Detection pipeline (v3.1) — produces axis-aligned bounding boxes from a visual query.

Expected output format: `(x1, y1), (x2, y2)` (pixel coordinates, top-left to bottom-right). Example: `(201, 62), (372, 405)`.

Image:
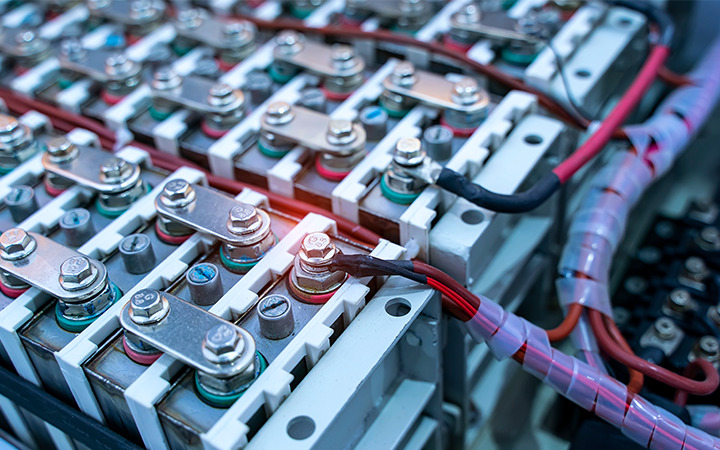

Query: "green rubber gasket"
(500, 48), (538, 66)
(267, 65), (296, 84)
(148, 106), (173, 122)
(0, 166), (13, 175)
(194, 352), (268, 408)
(219, 235), (278, 273)
(257, 141), (290, 159)
(380, 175), (420, 205)
(379, 99), (409, 118)
(95, 183), (152, 219)
(55, 283), (122, 333)
(171, 43), (192, 56)
(289, 5), (313, 18)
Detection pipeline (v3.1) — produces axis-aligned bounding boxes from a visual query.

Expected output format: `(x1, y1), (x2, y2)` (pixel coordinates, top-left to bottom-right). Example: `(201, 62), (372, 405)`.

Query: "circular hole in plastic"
(461, 210), (485, 225)
(287, 416), (315, 440)
(524, 134), (543, 145)
(575, 69), (591, 78)
(385, 298), (411, 317)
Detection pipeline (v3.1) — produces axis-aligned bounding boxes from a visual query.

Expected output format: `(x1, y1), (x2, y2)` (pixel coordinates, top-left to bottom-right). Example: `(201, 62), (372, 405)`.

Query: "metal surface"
(120, 290), (255, 378)
(382, 64), (490, 114)
(273, 35), (365, 79)
(260, 104), (366, 156)
(171, 9), (256, 53)
(0, 230), (107, 303)
(150, 75), (245, 116)
(42, 144), (141, 194)
(155, 182), (272, 247)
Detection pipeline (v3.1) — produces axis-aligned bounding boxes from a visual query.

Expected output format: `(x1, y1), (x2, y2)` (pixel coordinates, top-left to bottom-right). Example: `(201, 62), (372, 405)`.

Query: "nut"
(227, 204), (261, 234)
(196, 363), (256, 395)
(129, 288), (169, 324)
(203, 323), (243, 364)
(326, 119), (356, 146)
(331, 44), (356, 70)
(0, 115), (19, 136)
(291, 256), (346, 294)
(0, 228), (36, 260)
(274, 30), (304, 55)
(265, 101), (294, 126)
(100, 157), (132, 184)
(46, 136), (78, 162)
(59, 256), (98, 290)
(393, 137), (425, 166)
(452, 77), (480, 105)
(152, 67), (181, 91)
(160, 179), (196, 208)
(391, 61), (416, 87)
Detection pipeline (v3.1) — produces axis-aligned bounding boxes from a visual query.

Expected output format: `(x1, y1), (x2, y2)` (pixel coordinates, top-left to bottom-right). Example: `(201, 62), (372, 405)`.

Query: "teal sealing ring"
(148, 106), (173, 122)
(289, 5), (313, 18)
(0, 166), (13, 175)
(194, 351), (268, 408)
(95, 183), (152, 219)
(500, 48), (538, 66)
(380, 175), (420, 205)
(219, 235), (278, 273)
(58, 78), (73, 89)
(55, 283), (122, 333)
(379, 99), (409, 118)
(268, 65), (296, 84)
(171, 43), (192, 56)
(257, 141), (290, 159)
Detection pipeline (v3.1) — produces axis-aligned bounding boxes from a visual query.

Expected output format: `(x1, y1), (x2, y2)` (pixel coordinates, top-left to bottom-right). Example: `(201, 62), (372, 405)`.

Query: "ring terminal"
(289, 232), (348, 303)
(381, 137), (431, 204)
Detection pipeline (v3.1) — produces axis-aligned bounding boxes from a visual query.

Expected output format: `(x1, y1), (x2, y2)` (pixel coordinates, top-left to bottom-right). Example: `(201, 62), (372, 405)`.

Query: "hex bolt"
(331, 44), (355, 70)
(46, 136), (78, 162)
(452, 77), (480, 105)
(264, 101), (294, 126)
(4, 185), (38, 223)
(227, 203), (261, 235)
(59, 256), (98, 291)
(60, 38), (85, 61)
(186, 262), (224, 306)
(455, 3), (480, 24)
(326, 119), (356, 146)
(0, 115), (20, 143)
(129, 288), (169, 325)
(105, 53), (131, 77)
(203, 323), (243, 364)
(654, 317), (677, 340)
(177, 8), (202, 29)
(393, 137), (425, 167)
(119, 234), (156, 275)
(130, 0), (155, 21)
(697, 226), (720, 251)
(59, 208), (96, 247)
(257, 294), (294, 340)
(100, 157), (132, 184)
(684, 256), (709, 281)
(160, 179), (196, 208)
(300, 232), (336, 263)
(667, 289), (691, 312)
(223, 21), (252, 42)
(698, 336), (720, 359)
(423, 124), (453, 161)
(152, 66), (181, 91)
(274, 30), (303, 55)
(0, 228), (36, 261)
(359, 106), (388, 141)
(391, 61), (416, 87)
(207, 83), (235, 107)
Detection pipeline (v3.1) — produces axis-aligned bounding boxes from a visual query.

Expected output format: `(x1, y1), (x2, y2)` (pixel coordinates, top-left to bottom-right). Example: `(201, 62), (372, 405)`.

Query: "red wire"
(589, 309), (719, 396)
(552, 45), (671, 183)
(427, 277), (474, 320)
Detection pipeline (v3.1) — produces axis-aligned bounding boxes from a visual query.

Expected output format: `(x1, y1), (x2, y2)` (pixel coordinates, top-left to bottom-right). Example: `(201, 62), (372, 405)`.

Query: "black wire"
(435, 169), (561, 213)
(0, 365), (139, 450)
(330, 254), (427, 284)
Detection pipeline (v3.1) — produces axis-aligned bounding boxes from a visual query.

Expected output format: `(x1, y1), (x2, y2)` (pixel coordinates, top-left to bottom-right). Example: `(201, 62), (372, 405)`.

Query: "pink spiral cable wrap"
(466, 35), (720, 449)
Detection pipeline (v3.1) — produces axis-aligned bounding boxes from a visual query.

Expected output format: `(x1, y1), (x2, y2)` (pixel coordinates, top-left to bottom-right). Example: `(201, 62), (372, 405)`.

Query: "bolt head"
(265, 101), (294, 125)
(152, 66), (181, 91)
(326, 119), (356, 145)
(394, 137), (425, 166)
(59, 256), (96, 285)
(0, 228), (35, 260)
(669, 289), (691, 308)
(46, 136), (77, 162)
(223, 20), (254, 42)
(392, 61), (416, 86)
(178, 8), (202, 28)
(452, 77), (480, 105)
(203, 323), (243, 363)
(61, 38), (85, 61)
(161, 179), (196, 208)
(654, 317), (677, 339)
(129, 288), (168, 324)
(301, 232), (335, 259)
(207, 83), (238, 107)
(0, 115), (19, 135)
(685, 256), (707, 274)
(129, 0), (156, 21)
(275, 30), (303, 48)
(15, 30), (35, 46)
(228, 203), (261, 232)
(699, 336), (720, 356)
(456, 3), (480, 24)
(100, 157), (131, 183)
